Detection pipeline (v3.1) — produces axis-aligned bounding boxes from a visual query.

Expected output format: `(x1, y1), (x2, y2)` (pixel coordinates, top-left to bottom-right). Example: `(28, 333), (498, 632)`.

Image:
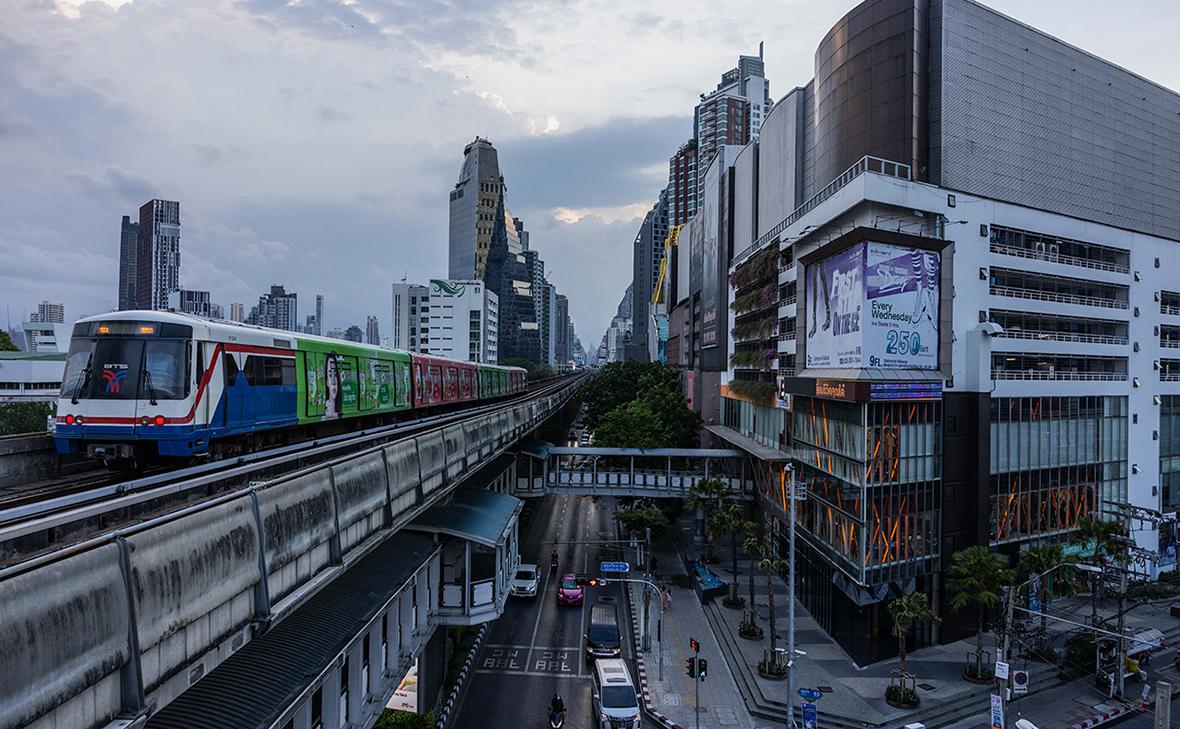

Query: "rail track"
(0, 373), (583, 568)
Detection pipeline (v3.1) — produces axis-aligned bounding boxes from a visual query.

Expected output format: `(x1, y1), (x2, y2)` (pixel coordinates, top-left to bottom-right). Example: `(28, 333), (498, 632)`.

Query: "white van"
(591, 658), (641, 729)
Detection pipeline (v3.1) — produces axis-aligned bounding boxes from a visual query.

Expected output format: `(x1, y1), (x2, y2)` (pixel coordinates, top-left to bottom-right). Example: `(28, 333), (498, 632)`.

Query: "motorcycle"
(548, 709), (565, 728)
(550, 554), (559, 573)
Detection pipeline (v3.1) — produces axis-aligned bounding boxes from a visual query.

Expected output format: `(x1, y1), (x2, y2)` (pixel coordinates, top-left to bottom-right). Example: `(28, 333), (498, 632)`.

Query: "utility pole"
(999, 585), (1015, 728)
(1156, 681), (1172, 729)
(1115, 505), (1133, 701)
(787, 464), (798, 729)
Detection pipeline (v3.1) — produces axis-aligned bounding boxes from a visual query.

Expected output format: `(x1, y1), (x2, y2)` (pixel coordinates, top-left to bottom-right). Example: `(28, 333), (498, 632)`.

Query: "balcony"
(992, 353), (1128, 381)
(989, 269), (1128, 310)
(994, 330), (1127, 346)
(988, 310), (1128, 346)
(989, 242), (1130, 274)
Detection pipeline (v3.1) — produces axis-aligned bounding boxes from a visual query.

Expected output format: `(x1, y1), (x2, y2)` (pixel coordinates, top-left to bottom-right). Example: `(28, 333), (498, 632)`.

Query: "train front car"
(55, 312), (206, 465)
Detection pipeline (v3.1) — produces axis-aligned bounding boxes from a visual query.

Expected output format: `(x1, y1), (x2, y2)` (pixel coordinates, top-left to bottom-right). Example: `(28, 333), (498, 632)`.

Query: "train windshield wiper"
(71, 360), (92, 405)
(143, 368), (158, 406)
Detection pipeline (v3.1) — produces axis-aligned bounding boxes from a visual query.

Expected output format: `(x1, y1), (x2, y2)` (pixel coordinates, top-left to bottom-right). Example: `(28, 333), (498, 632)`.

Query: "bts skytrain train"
(54, 311), (527, 465)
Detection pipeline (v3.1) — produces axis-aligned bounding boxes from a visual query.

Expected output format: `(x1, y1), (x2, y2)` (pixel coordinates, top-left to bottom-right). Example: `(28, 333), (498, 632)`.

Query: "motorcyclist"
(550, 549), (559, 570)
(549, 692), (565, 715)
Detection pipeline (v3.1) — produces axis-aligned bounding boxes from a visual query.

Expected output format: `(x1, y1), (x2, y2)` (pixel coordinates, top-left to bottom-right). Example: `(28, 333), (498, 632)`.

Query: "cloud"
(68, 166), (156, 204)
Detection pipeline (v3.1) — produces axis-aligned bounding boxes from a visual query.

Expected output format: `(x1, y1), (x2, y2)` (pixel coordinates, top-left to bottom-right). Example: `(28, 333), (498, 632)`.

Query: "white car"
(510, 564), (539, 598)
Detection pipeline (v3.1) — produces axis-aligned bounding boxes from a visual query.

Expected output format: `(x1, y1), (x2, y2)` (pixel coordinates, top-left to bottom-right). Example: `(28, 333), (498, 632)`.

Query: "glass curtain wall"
(792, 396), (941, 585)
(1160, 396), (1180, 512)
(989, 396), (1128, 544)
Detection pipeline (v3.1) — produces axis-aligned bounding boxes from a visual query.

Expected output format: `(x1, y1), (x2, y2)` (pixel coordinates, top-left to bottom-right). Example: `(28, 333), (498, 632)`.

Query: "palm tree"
(1017, 544), (1074, 650)
(690, 478), (730, 561)
(739, 521), (762, 636)
(947, 546), (1014, 679)
(1072, 516), (1126, 626)
(745, 534), (788, 671)
(709, 498), (747, 607)
(888, 591), (940, 678)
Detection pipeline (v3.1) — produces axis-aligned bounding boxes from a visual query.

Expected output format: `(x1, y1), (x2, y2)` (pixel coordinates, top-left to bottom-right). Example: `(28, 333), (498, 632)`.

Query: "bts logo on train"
(101, 364), (129, 393)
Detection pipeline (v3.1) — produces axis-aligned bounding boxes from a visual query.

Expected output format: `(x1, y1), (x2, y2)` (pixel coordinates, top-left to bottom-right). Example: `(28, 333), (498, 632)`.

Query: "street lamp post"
(786, 464), (803, 729)
(1000, 562), (1102, 727)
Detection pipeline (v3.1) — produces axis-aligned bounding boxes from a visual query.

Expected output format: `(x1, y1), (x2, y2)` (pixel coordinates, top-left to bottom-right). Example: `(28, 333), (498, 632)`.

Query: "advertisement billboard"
(805, 242), (939, 370)
(701, 158), (721, 349)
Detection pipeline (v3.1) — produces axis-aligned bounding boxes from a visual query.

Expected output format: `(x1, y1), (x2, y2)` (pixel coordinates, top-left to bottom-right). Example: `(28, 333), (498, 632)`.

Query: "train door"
(223, 352), (255, 429)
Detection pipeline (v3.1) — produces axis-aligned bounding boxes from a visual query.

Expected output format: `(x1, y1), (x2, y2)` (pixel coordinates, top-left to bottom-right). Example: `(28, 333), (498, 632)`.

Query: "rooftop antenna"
(401, 269), (408, 282)
(759, 41), (764, 59)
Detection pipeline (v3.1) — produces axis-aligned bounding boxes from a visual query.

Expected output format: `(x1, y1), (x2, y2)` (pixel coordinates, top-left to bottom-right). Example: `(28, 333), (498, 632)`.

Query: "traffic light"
(689, 638), (700, 654)
(685, 657), (697, 678)
(697, 658), (708, 681)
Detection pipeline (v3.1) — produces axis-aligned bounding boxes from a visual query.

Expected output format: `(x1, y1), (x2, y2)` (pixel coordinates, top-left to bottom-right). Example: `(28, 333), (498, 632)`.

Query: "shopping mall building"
(679, 0), (1180, 662)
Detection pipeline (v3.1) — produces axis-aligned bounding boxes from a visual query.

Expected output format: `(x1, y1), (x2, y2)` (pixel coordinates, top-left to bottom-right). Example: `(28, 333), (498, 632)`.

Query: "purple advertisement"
(805, 244), (864, 368)
(805, 242), (940, 370)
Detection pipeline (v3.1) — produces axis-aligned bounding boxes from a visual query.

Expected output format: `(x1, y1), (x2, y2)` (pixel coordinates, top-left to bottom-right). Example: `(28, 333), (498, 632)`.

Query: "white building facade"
(391, 280), (498, 363)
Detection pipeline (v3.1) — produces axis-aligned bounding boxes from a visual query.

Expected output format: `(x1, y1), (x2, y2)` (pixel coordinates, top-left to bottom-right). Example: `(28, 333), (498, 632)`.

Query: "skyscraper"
(366, 316), (380, 345)
(118, 215), (139, 310)
(167, 289), (212, 317)
(449, 137), (510, 281)
(315, 294), (324, 336)
(28, 301), (64, 324)
(135, 199), (181, 311)
(246, 285), (298, 331)
(693, 48), (772, 206)
(230, 303), (245, 322)
(630, 190), (670, 362)
(667, 139), (699, 227)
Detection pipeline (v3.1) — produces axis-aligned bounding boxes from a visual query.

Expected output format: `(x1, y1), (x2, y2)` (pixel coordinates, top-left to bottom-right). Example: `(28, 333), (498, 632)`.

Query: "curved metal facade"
(813, 0), (929, 186)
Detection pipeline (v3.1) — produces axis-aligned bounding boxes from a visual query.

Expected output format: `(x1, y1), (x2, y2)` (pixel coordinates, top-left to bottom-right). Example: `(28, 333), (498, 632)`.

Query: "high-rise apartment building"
(167, 289), (212, 317)
(667, 139), (699, 227)
(117, 215), (139, 310)
(135, 199), (181, 311)
(210, 303), (224, 320)
(229, 303), (245, 322)
(449, 137), (512, 281)
(28, 301), (64, 324)
(247, 285), (298, 331)
(315, 294), (324, 336)
(366, 316), (380, 345)
(693, 48), (772, 206)
(629, 190), (671, 362)
(555, 294), (570, 367)
(391, 280), (498, 362)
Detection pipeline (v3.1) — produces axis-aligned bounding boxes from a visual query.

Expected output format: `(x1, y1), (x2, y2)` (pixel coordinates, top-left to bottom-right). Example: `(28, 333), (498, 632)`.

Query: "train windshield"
(59, 337), (188, 400)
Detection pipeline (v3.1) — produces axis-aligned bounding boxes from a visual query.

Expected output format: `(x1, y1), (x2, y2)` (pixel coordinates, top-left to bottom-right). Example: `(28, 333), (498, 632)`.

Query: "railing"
(1163, 341), (1180, 349)
(782, 295), (797, 306)
(1163, 374), (1180, 382)
(734, 155), (912, 265)
(990, 286), (1127, 310)
(992, 370), (1128, 381)
(779, 332), (797, 342)
(780, 261), (797, 274)
(471, 578), (495, 607)
(994, 330), (1128, 345)
(779, 368), (797, 377)
(1162, 304), (1180, 317)
(989, 243), (1131, 274)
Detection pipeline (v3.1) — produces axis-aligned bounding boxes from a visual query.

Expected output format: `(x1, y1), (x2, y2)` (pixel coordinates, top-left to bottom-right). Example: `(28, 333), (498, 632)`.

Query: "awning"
(1127, 627), (1166, 655)
(407, 488), (522, 548)
(705, 425), (790, 462)
(145, 533), (437, 729)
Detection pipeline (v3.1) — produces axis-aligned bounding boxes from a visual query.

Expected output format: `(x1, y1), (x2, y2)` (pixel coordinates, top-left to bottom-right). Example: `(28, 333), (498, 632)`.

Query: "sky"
(2, 0), (1178, 349)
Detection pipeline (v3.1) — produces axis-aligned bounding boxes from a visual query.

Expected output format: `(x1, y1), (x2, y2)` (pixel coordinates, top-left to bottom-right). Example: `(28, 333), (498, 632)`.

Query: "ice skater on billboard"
(809, 264), (831, 338)
(909, 251), (938, 325)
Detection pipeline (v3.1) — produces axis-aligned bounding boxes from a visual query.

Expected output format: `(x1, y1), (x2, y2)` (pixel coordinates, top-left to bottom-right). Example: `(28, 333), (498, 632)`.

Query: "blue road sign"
(600, 561), (630, 574)
(802, 701), (818, 729)
(798, 688), (823, 701)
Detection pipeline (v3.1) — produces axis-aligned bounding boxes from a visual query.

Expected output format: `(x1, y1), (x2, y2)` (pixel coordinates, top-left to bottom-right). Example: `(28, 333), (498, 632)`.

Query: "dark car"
(584, 602), (621, 660)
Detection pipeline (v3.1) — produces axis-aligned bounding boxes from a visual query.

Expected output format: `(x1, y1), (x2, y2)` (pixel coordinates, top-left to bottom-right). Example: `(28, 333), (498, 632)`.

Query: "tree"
(0, 330), (17, 352)
(614, 507), (671, 538)
(500, 357), (555, 381)
(947, 546), (1013, 679)
(709, 498), (748, 607)
(1072, 516), (1126, 626)
(0, 402), (53, 435)
(689, 478), (730, 562)
(581, 361), (698, 446)
(888, 591), (940, 678)
(745, 534), (788, 674)
(374, 710), (436, 729)
(1018, 544), (1074, 651)
(593, 402), (664, 450)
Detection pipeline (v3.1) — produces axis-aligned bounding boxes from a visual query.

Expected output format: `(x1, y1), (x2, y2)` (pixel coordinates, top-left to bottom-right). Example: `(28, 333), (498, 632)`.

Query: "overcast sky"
(2, 0), (1178, 347)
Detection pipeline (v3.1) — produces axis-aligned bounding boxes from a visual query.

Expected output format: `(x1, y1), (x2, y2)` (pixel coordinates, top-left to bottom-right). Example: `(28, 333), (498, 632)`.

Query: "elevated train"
(54, 311), (527, 465)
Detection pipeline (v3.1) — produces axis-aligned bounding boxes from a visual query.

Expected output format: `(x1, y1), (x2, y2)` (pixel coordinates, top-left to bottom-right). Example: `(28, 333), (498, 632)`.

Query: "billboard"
(805, 242), (939, 370)
(701, 158), (721, 349)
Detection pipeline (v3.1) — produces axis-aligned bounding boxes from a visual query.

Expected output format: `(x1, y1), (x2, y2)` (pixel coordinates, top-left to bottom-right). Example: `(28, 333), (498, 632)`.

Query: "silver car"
(510, 563), (539, 598)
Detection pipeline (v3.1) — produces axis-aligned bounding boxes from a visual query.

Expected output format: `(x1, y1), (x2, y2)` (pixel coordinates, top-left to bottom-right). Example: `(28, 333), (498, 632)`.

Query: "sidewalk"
(663, 507), (1180, 729)
(624, 533), (774, 729)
